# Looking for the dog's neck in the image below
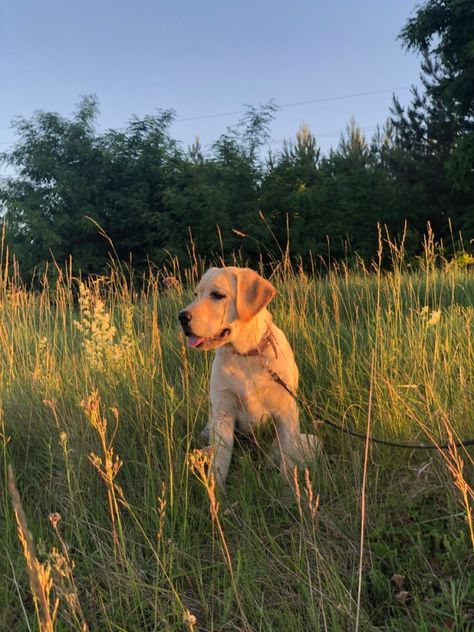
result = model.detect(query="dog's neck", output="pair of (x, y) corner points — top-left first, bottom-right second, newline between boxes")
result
(227, 308), (273, 355)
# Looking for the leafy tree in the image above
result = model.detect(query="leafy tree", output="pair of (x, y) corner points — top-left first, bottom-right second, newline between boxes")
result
(391, 0), (474, 240)
(2, 3), (473, 280)
(260, 123), (322, 253)
(1, 96), (108, 273)
(97, 110), (182, 265)
(310, 120), (400, 260)
(262, 121), (400, 261)
(0, 98), (183, 274)
(164, 103), (278, 262)
(401, 0), (474, 118)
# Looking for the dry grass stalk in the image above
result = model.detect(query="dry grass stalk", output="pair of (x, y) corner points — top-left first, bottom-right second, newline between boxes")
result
(293, 466), (320, 523)
(304, 466), (320, 521)
(382, 380), (473, 548)
(7, 464), (59, 632)
(156, 481), (167, 545)
(161, 275), (180, 290)
(444, 429), (474, 548)
(406, 408), (474, 548)
(188, 448), (220, 524)
(355, 352), (376, 632)
(182, 608), (197, 631)
(188, 447), (250, 629)
(292, 466), (303, 522)
(48, 513), (89, 631)
(81, 391), (123, 555)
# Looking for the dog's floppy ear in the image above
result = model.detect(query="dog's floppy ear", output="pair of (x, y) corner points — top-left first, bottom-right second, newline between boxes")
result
(234, 268), (276, 322)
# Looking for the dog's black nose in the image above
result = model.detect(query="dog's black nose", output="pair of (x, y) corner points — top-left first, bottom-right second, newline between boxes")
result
(178, 310), (192, 326)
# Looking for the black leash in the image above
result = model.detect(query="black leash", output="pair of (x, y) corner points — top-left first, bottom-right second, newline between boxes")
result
(265, 365), (474, 451)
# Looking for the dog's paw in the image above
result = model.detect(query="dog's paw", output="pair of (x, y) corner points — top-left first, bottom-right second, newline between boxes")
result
(298, 433), (320, 457)
(274, 433), (320, 470)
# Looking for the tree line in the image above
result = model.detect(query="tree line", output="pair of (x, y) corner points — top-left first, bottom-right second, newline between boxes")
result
(1, 0), (473, 276)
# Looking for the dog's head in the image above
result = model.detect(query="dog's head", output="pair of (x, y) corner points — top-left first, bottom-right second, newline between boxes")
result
(178, 267), (276, 350)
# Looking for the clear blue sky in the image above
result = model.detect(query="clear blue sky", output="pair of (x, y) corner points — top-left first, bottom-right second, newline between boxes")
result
(1, 0), (423, 163)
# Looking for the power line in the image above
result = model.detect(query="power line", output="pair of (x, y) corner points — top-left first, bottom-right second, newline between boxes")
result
(174, 86), (410, 123)
(0, 86), (408, 148)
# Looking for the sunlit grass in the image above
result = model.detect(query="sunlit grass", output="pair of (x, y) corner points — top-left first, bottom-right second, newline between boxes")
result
(1, 236), (473, 630)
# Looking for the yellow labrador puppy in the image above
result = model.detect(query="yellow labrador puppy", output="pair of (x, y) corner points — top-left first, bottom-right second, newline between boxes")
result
(179, 266), (318, 489)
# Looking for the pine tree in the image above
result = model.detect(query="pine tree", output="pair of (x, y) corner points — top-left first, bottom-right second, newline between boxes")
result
(391, 0), (474, 241)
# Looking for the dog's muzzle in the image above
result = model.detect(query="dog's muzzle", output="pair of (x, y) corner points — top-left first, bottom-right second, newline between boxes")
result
(178, 310), (193, 335)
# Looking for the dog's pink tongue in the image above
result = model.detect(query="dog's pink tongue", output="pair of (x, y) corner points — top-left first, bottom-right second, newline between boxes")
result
(187, 335), (205, 348)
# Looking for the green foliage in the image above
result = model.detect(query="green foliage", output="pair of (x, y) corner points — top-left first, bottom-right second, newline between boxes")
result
(400, 0), (474, 117)
(391, 0), (474, 242)
(1, 96), (107, 272)
(1, 0), (473, 275)
(0, 98), (183, 272)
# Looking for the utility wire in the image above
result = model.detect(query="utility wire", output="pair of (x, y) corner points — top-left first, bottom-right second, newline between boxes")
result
(174, 86), (410, 122)
(0, 86), (409, 147)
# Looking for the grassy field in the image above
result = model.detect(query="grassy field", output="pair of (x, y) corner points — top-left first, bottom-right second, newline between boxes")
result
(1, 244), (473, 631)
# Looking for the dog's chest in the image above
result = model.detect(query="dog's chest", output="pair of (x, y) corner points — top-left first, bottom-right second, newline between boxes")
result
(211, 353), (286, 426)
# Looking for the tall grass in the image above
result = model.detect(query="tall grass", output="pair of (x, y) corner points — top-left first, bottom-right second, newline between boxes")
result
(1, 235), (473, 630)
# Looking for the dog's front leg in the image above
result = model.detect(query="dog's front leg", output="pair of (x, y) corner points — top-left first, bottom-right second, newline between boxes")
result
(273, 397), (305, 476)
(274, 397), (319, 476)
(208, 405), (235, 491)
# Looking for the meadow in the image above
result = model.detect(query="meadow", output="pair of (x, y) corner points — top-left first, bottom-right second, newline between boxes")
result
(1, 238), (473, 631)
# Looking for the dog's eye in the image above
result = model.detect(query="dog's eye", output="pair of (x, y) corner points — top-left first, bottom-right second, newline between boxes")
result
(210, 291), (225, 300)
